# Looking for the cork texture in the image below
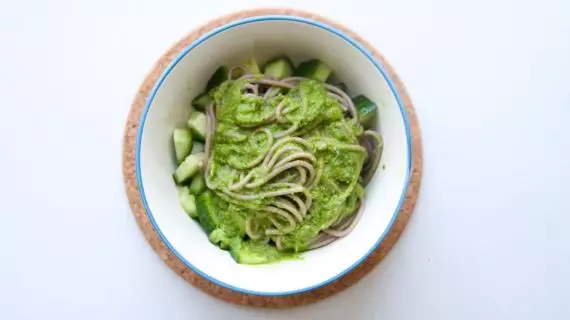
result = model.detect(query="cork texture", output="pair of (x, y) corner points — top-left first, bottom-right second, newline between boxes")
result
(123, 8), (423, 308)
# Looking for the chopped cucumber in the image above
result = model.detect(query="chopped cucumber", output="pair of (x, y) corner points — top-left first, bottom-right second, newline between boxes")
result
(178, 187), (197, 218)
(191, 92), (211, 111)
(264, 56), (294, 79)
(172, 128), (193, 164)
(189, 172), (206, 195)
(293, 59), (332, 82)
(229, 241), (294, 265)
(206, 66), (228, 91)
(244, 57), (261, 75)
(352, 95), (378, 129)
(191, 141), (204, 154)
(230, 58), (262, 79)
(173, 153), (204, 185)
(196, 191), (220, 234)
(208, 229), (232, 249)
(230, 247), (269, 265)
(186, 111), (207, 141)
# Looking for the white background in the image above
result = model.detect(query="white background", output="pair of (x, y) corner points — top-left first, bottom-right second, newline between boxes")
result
(0, 0), (569, 319)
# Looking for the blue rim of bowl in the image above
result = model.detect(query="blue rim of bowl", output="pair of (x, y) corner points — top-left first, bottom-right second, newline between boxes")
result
(135, 15), (412, 296)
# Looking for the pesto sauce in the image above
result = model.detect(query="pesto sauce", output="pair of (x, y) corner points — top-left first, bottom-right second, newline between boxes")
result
(206, 79), (366, 262)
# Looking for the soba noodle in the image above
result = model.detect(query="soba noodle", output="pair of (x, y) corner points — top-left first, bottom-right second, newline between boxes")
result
(201, 67), (382, 252)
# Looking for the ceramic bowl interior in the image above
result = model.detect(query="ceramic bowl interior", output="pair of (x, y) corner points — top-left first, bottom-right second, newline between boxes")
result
(137, 16), (411, 295)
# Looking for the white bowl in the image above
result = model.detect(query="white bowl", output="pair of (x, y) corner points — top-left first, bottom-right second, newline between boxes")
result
(136, 15), (411, 295)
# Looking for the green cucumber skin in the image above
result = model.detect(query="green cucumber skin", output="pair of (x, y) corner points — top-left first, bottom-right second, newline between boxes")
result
(206, 66), (229, 91)
(230, 249), (269, 265)
(196, 191), (219, 234)
(293, 59), (332, 82)
(352, 95), (378, 129)
(189, 173), (206, 195)
(293, 60), (315, 77)
(263, 56), (294, 79)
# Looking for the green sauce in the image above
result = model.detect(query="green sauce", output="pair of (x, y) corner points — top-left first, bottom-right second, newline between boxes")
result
(204, 79), (366, 263)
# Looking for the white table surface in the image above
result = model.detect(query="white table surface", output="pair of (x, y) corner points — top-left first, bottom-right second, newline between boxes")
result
(1, 0), (569, 319)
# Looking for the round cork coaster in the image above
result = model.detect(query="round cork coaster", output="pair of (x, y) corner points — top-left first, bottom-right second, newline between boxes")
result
(123, 8), (422, 308)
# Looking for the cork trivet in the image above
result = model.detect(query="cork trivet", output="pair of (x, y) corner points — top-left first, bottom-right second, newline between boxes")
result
(123, 8), (422, 308)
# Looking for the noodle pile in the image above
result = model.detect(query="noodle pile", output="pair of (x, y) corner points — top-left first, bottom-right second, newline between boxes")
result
(202, 68), (382, 251)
